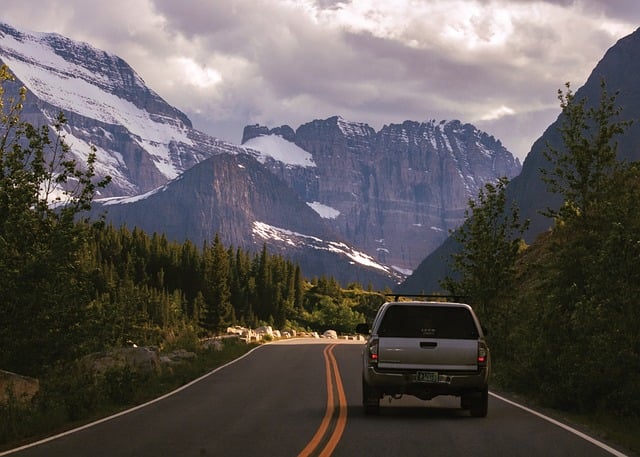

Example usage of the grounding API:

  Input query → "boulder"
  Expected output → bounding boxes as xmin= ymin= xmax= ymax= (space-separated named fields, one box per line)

xmin=0 ymin=369 xmax=39 ymax=403
xmin=159 ymin=349 xmax=197 ymax=366
xmin=82 ymin=347 xmax=161 ymax=375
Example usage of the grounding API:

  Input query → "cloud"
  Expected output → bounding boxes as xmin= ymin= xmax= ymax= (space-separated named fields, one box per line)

xmin=481 ymin=106 xmax=516 ymax=121
xmin=0 ymin=0 xmax=637 ymax=159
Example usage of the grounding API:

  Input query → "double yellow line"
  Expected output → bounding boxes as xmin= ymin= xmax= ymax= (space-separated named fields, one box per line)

xmin=298 ymin=344 xmax=348 ymax=457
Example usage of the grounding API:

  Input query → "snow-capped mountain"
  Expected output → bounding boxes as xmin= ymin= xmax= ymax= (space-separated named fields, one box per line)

xmin=0 ymin=21 xmax=403 ymax=285
xmin=0 ymin=22 xmax=243 ymax=197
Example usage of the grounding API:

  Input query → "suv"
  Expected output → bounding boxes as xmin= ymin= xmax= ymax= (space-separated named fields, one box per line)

xmin=356 ymin=297 xmax=490 ymax=417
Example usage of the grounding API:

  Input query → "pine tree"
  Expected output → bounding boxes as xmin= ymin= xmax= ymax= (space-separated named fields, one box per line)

xmin=200 ymin=234 xmax=234 ymax=334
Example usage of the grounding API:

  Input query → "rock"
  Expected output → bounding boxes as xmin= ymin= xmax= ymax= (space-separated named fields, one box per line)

xmin=0 ymin=369 xmax=39 ymax=403
xmin=82 ymin=347 xmax=161 ymax=375
xmin=163 ymin=349 xmax=197 ymax=363
xmin=242 ymin=124 xmax=295 ymax=143
xmin=202 ymin=338 xmax=225 ymax=350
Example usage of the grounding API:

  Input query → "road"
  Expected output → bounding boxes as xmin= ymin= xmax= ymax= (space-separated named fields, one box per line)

xmin=1 ymin=340 xmax=629 ymax=457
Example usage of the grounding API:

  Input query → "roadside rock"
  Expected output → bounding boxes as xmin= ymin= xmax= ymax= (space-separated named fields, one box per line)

xmin=81 ymin=347 xmax=161 ymax=375
xmin=0 ymin=369 xmax=39 ymax=403
xmin=159 ymin=349 xmax=197 ymax=365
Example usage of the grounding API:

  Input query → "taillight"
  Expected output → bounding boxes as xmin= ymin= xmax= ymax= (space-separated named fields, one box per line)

xmin=368 ymin=338 xmax=379 ymax=364
xmin=477 ymin=342 xmax=488 ymax=367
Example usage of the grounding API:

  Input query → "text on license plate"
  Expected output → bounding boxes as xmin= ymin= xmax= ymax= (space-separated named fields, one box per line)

xmin=415 ymin=371 xmax=438 ymax=383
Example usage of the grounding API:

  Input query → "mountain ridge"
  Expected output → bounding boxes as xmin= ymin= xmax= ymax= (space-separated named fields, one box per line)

xmin=0 ymin=21 xmax=222 ymax=197
xmin=242 ymin=115 xmax=521 ymax=272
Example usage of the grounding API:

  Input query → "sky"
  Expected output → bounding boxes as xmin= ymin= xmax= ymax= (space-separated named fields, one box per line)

xmin=1 ymin=1 xmax=638 ymax=162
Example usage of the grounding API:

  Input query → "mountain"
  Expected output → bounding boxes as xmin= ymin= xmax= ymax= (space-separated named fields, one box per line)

xmin=0 ymin=21 xmax=521 ymax=288
xmin=400 ymin=26 xmax=640 ymax=293
xmin=0 ymin=21 xmax=403 ymax=286
xmin=0 ymin=22 xmax=241 ymax=197
xmin=243 ymin=117 xmax=521 ymax=274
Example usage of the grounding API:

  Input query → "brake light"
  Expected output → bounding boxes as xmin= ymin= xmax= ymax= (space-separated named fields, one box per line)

xmin=368 ymin=338 xmax=379 ymax=364
xmin=477 ymin=342 xmax=488 ymax=367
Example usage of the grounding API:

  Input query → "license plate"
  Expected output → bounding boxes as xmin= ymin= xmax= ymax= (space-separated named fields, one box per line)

xmin=415 ymin=371 xmax=438 ymax=383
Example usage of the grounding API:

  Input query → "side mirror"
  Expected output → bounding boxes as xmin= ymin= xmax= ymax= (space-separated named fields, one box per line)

xmin=355 ymin=323 xmax=370 ymax=335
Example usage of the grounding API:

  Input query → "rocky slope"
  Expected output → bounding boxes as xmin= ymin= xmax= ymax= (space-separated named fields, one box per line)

xmin=93 ymin=152 xmax=402 ymax=286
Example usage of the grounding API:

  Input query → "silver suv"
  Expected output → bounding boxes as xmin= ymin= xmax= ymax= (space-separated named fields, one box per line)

xmin=356 ymin=298 xmax=490 ymax=417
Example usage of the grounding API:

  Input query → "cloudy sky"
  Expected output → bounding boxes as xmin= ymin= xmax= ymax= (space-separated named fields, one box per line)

xmin=1 ymin=1 xmax=638 ymax=161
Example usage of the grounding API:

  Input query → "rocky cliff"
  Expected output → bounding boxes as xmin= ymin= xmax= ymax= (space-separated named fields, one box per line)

xmin=243 ymin=116 xmax=521 ymax=273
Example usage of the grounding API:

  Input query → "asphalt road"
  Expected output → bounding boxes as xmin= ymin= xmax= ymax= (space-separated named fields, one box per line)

xmin=1 ymin=340 xmax=630 ymax=457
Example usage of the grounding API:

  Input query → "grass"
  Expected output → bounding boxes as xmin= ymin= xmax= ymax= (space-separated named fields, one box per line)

xmin=565 ymin=411 xmax=640 ymax=457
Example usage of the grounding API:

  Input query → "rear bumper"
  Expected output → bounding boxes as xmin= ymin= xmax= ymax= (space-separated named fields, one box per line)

xmin=364 ymin=365 xmax=489 ymax=396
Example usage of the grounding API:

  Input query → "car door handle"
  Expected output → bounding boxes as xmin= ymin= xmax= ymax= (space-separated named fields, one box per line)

xmin=420 ymin=342 xmax=437 ymax=348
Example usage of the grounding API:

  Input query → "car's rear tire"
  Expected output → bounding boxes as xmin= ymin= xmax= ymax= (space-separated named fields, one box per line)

xmin=362 ymin=377 xmax=380 ymax=415
xmin=469 ymin=387 xmax=488 ymax=417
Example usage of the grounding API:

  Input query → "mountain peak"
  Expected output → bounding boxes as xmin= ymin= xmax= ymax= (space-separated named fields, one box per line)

xmin=1 ymin=20 xmax=522 ymax=287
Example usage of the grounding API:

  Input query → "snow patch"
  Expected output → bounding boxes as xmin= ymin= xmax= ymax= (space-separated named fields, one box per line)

xmin=307 ymin=201 xmax=340 ymax=219
xmin=98 ymin=186 xmax=164 ymax=206
xmin=244 ymin=134 xmax=315 ymax=167
xmin=252 ymin=221 xmax=394 ymax=273
xmin=392 ymin=266 xmax=413 ymax=276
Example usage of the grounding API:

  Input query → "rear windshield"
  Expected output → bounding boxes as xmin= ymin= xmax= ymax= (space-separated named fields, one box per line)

xmin=377 ymin=305 xmax=479 ymax=339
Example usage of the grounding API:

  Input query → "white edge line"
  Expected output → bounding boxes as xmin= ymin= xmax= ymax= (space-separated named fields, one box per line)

xmin=0 ymin=344 xmax=266 ymax=456
xmin=490 ymin=392 xmax=629 ymax=457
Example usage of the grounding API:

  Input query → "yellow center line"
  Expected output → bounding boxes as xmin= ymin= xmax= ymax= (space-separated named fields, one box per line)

xmin=319 ymin=345 xmax=348 ymax=457
xmin=297 ymin=345 xmax=336 ymax=457
xmin=297 ymin=344 xmax=348 ymax=457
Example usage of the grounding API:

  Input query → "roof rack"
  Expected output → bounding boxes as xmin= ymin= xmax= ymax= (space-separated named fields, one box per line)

xmin=385 ymin=293 xmax=467 ymax=302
